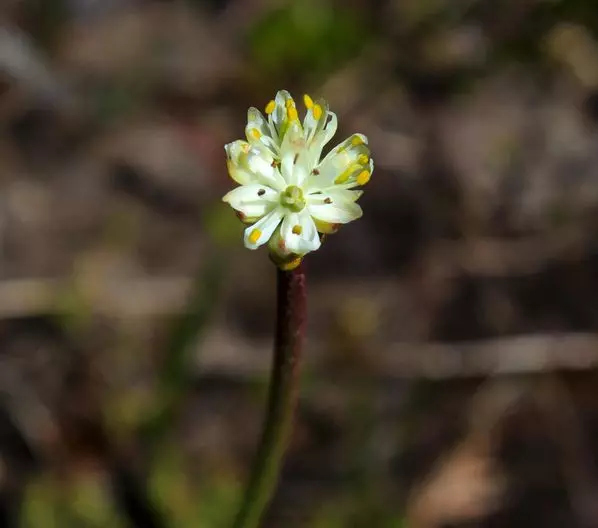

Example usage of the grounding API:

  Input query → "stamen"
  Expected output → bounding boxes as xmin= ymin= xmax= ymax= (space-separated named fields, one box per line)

xmin=249 ymin=228 xmax=262 ymax=244
xmin=265 ymin=100 xmax=276 ymax=114
xmin=334 ymin=166 xmax=356 ymax=184
xmin=287 ymin=106 xmax=298 ymax=121
xmin=358 ymin=154 xmax=369 ymax=165
xmin=279 ymin=256 xmax=302 ymax=271
xmin=249 ymin=128 xmax=261 ymax=140
xmin=312 ymin=104 xmax=323 ymax=120
xmin=257 ymin=189 xmax=266 ymax=196
xmin=324 ymin=198 xmax=332 ymax=204
xmin=357 ymin=170 xmax=371 ymax=186
xmin=292 ymin=225 xmax=302 ymax=235
xmin=303 ymin=94 xmax=314 ymax=109
xmin=351 ymin=136 xmax=364 ymax=146
xmin=312 ymin=168 xmax=320 ymax=175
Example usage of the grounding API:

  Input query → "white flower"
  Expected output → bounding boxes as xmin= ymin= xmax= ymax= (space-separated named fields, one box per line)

xmin=223 ymin=90 xmax=373 ymax=268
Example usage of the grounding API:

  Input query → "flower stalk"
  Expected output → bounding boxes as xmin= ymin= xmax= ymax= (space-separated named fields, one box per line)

xmin=232 ymin=264 xmax=306 ymax=528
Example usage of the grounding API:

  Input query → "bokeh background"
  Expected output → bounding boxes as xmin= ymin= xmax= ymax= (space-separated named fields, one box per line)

xmin=3 ymin=0 xmax=598 ymax=526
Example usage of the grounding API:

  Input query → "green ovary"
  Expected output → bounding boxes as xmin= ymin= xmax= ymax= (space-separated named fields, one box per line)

xmin=280 ymin=185 xmax=306 ymax=212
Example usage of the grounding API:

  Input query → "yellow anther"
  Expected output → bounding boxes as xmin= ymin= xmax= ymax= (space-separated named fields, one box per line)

xmin=356 ymin=170 xmax=371 ymax=186
xmin=312 ymin=104 xmax=323 ymax=120
xmin=314 ymin=219 xmax=340 ymax=234
xmin=358 ymin=154 xmax=369 ymax=165
xmin=334 ymin=167 xmax=354 ymax=185
xmin=249 ymin=128 xmax=261 ymax=140
xmin=265 ymin=100 xmax=276 ymax=114
xmin=292 ymin=224 xmax=302 ymax=235
xmin=279 ymin=256 xmax=302 ymax=271
xmin=351 ymin=136 xmax=364 ymax=146
xmin=248 ymin=228 xmax=262 ymax=244
xmin=287 ymin=106 xmax=298 ymax=121
xmin=303 ymin=94 xmax=314 ymax=109
xmin=285 ymin=98 xmax=295 ymax=108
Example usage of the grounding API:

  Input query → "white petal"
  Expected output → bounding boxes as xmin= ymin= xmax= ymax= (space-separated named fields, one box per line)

xmin=279 ymin=122 xmax=307 ymax=185
xmin=246 ymin=107 xmax=279 ymax=155
xmin=280 ymin=211 xmax=321 ymax=255
xmin=245 ymin=147 xmax=286 ymax=190
xmin=305 ymin=108 xmax=338 ymax=166
xmin=318 ymin=111 xmax=338 ymax=147
xmin=306 ymin=188 xmax=363 ymax=206
xmin=307 ymin=200 xmax=363 ymax=224
xmin=302 ymin=99 xmax=327 ymax=142
xmin=222 ymin=184 xmax=278 ymax=219
xmin=268 ymin=90 xmax=295 ymax=136
xmin=243 ymin=208 xmax=284 ymax=249
xmin=305 ymin=134 xmax=370 ymax=190
xmin=225 ymin=141 xmax=254 ymax=185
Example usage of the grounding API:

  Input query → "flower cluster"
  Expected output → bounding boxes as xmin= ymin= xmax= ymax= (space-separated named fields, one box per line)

xmin=223 ymin=90 xmax=373 ymax=269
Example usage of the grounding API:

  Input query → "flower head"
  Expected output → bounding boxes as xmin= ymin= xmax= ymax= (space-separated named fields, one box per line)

xmin=223 ymin=90 xmax=373 ymax=269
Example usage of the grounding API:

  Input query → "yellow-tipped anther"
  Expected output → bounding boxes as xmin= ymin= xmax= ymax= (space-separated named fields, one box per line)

xmin=351 ymin=136 xmax=365 ymax=146
xmin=248 ymin=228 xmax=262 ymax=244
xmin=285 ymin=98 xmax=294 ymax=108
xmin=287 ymin=106 xmax=298 ymax=121
xmin=356 ymin=170 xmax=371 ymax=186
xmin=250 ymin=128 xmax=261 ymax=140
xmin=265 ymin=100 xmax=276 ymax=114
xmin=312 ymin=104 xmax=323 ymax=120
xmin=358 ymin=154 xmax=369 ymax=165
xmin=303 ymin=94 xmax=314 ymax=109
xmin=292 ymin=224 xmax=302 ymax=235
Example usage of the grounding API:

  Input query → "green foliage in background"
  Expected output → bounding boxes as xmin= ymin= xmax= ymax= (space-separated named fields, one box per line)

xmin=248 ymin=1 xmax=368 ymax=80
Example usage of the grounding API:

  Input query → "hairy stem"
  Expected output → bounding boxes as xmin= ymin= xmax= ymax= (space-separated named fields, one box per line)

xmin=232 ymin=264 xmax=307 ymax=528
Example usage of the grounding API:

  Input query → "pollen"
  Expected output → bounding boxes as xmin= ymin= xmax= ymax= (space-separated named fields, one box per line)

xmin=287 ymin=106 xmax=298 ymax=121
xmin=312 ymin=104 xmax=323 ymax=120
xmin=358 ymin=154 xmax=369 ymax=165
xmin=250 ymin=128 xmax=261 ymax=140
xmin=303 ymin=94 xmax=314 ymax=109
xmin=265 ymin=100 xmax=276 ymax=114
xmin=357 ymin=170 xmax=371 ymax=186
xmin=249 ymin=228 xmax=262 ymax=244
xmin=351 ymin=136 xmax=364 ymax=146
xmin=292 ymin=224 xmax=302 ymax=235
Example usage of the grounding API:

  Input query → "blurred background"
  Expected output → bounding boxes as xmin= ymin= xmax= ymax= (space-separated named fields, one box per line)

xmin=3 ymin=0 xmax=598 ymax=526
